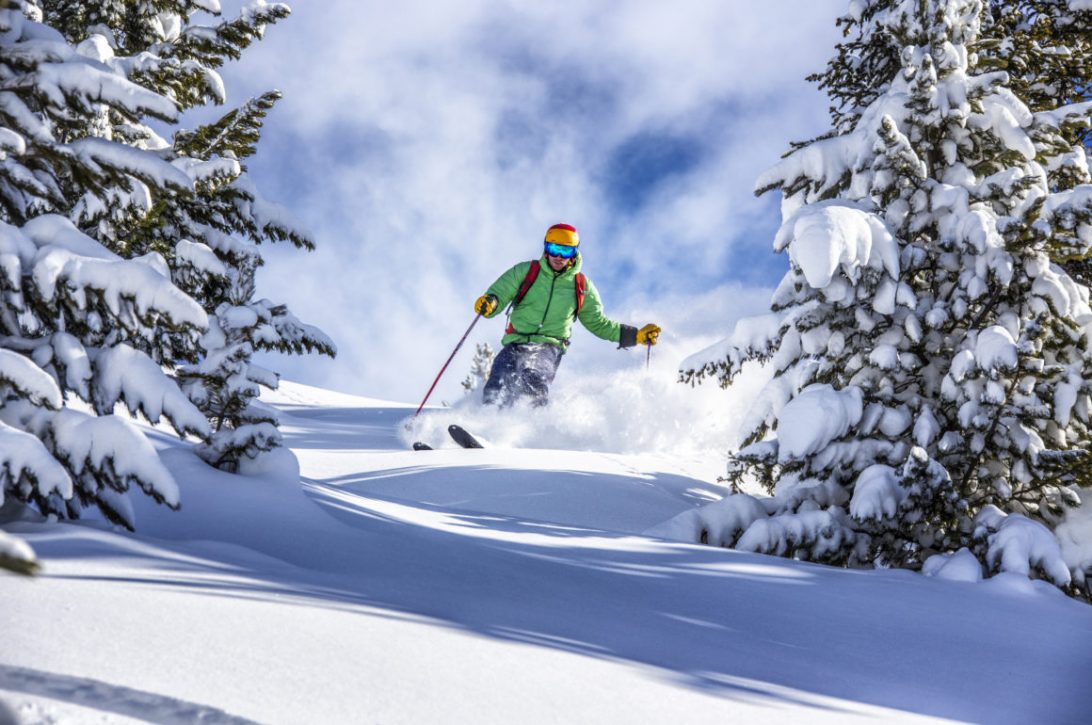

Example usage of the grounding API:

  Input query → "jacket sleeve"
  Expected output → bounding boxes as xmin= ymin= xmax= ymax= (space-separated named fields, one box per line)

xmin=577 ymin=277 xmax=637 ymax=347
xmin=483 ymin=261 xmax=532 ymax=318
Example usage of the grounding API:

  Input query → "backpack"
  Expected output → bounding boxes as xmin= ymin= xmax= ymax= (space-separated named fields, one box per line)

xmin=504 ymin=260 xmax=586 ymax=336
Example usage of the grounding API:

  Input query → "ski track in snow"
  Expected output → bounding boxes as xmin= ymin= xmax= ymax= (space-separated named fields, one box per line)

xmin=0 ymin=665 xmax=256 ymax=725
xmin=3 ymin=382 xmax=1092 ymax=724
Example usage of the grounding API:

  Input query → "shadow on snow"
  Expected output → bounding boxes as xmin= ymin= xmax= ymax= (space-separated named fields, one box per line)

xmin=23 ymin=403 xmax=1092 ymax=724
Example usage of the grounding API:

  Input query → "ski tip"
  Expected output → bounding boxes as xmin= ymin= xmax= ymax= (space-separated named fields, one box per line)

xmin=412 ymin=442 xmax=433 ymax=451
xmin=447 ymin=424 xmax=485 ymax=449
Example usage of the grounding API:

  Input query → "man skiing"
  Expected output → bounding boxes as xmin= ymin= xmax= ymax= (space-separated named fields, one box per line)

xmin=473 ymin=223 xmax=660 ymax=407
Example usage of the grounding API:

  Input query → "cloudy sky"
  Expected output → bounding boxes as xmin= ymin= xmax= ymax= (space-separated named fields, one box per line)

xmin=209 ymin=1 xmax=846 ymax=402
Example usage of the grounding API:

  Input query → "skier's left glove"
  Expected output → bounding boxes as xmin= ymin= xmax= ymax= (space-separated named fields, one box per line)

xmin=636 ymin=324 xmax=661 ymax=346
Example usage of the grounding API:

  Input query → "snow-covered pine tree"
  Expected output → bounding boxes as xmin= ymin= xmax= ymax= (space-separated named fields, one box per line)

xmin=44 ymin=1 xmax=290 ymax=110
xmin=980 ymin=1 xmax=1091 ymax=146
xmin=977 ymin=1 xmax=1092 ymax=286
xmin=166 ymin=91 xmax=335 ymax=473
xmin=42 ymin=2 xmax=335 ymax=472
xmin=0 ymin=1 xmax=213 ymax=529
xmin=462 ymin=342 xmax=495 ymax=394
xmin=178 ymin=253 xmax=335 ymax=471
xmin=678 ymin=0 xmax=1092 ymax=596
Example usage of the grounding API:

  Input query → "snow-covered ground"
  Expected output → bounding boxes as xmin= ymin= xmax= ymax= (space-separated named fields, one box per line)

xmin=3 ymin=381 xmax=1092 ymax=724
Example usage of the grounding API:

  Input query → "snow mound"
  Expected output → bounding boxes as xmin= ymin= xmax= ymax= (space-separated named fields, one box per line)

xmin=236 ymin=445 xmax=301 ymax=485
xmin=976 ymin=506 xmax=1071 ymax=587
xmin=922 ymin=548 xmax=984 ymax=583
xmin=1055 ymin=489 xmax=1092 ymax=587
xmin=645 ymin=493 xmax=768 ymax=546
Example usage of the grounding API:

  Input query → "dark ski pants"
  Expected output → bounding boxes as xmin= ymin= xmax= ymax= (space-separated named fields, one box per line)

xmin=482 ymin=343 xmax=564 ymax=407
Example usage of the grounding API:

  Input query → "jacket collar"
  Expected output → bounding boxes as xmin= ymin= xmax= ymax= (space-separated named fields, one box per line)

xmin=538 ymin=251 xmax=582 ymax=278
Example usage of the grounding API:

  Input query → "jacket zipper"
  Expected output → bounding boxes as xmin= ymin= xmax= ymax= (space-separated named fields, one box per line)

xmin=536 ymin=273 xmax=558 ymax=332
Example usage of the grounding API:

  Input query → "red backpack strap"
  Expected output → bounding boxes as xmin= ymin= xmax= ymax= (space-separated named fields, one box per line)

xmin=506 ymin=260 xmax=541 ymax=335
xmin=574 ymin=273 xmax=586 ymax=318
xmin=513 ymin=260 xmax=541 ymax=307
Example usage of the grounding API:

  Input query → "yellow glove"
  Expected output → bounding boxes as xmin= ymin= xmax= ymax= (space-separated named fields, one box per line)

xmin=636 ymin=323 xmax=661 ymax=346
xmin=474 ymin=294 xmax=498 ymax=316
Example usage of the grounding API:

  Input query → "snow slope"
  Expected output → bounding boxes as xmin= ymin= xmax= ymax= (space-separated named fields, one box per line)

xmin=2 ymin=381 xmax=1092 ymax=724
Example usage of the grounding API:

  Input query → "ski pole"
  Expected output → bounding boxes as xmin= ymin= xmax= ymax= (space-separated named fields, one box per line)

xmin=646 ymin=341 xmax=652 ymax=370
xmin=415 ymin=313 xmax=482 ymax=417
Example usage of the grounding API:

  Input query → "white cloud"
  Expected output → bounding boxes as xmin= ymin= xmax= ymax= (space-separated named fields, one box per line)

xmin=219 ymin=0 xmax=845 ymax=401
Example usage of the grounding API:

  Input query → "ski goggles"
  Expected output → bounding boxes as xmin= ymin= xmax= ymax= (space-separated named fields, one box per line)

xmin=544 ymin=242 xmax=578 ymax=259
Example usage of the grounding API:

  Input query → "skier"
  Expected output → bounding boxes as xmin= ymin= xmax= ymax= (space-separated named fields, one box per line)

xmin=473 ymin=223 xmax=660 ymax=407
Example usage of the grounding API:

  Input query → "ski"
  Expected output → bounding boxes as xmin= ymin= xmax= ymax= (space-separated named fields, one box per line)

xmin=448 ymin=424 xmax=484 ymax=449
xmin=411 ymin=425 xmax=484 ymax=450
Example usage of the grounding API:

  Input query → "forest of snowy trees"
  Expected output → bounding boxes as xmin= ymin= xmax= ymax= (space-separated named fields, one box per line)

xmin=0 ymin=1 xmax=332 ymax=574
xmin=680 ymin=0 xmax=1092 ymax=599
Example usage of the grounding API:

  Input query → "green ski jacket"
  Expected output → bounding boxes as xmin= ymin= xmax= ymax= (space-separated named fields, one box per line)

xmin=483 ymin=254 xmax=635 ymax=349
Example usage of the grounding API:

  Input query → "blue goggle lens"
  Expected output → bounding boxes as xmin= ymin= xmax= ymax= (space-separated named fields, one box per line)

xmin=544 ymin=242 xmax=577 ymax=259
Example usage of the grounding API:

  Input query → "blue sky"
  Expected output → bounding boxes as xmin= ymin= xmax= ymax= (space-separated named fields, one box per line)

xmin=208 ymin=1 xmax=846 ymax=401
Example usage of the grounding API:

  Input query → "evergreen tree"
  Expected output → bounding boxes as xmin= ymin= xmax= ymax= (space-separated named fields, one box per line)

xmin=980 ymin=1 xmax=1091 ymax=147
xmin=0 ymin=0 xmax=211 ymax=529
xmin=0 ymin=0 xmax=326 ymax=545
xmin=680 ymin=0 xmax=1092 ymax=596
xmin=178 ymin=254 xmax=334 ymax=471
xmin=164 ymin=87 xmax=335 ymax=471
xmin=462 ymin=342 xmax=495 ymax=395
xmin=40 ymin=2 xmax=336 ymax=472
xmin=977 ymin=1 xmax=1092 ymax=285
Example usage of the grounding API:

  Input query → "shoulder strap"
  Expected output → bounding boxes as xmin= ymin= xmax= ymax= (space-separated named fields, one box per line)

xmin=513 ymin=260 xmax=541 ymax=307
xmin=574 ymin=273 xmax=586 ymax=318
xmin=505 ymin=260 xmax=541 ymax=336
